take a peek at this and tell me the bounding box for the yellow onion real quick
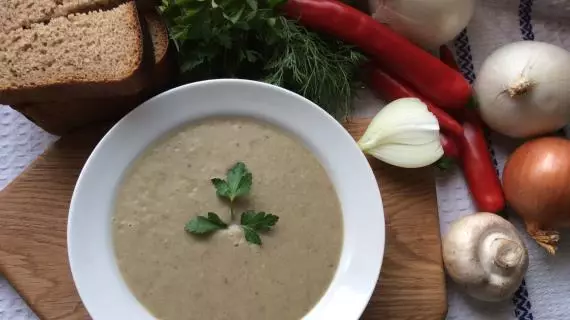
[502,137,570,254]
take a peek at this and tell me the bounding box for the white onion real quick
[475,41,570,138]
[368,0,475,49]
[358,98,443,168]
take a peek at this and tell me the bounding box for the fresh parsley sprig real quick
[211,161,252,219]
[240,211,279,245]
[185,162,279,245]
[159,0,366,118]
[185,212,227,234]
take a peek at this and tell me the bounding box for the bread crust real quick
[0,0,159,33]
[0,2,145,105]
[12,9,175,135]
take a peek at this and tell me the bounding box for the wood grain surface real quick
[345,119,447,320]
[0,119,446,320]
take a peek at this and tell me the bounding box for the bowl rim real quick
[67,79,385,320]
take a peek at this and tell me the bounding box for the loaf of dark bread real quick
[0,2,148,105]
[14,12,174,135]
[0,0,160,32]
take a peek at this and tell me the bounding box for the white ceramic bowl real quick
[68,79,385,320]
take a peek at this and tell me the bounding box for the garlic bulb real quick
[443,213,529,302]
[358,98,443,168]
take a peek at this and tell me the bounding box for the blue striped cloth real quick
[436,0,570,319]
[1,1,569,319]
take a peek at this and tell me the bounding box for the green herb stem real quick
[160,0,366,119]
[188,162,279,245]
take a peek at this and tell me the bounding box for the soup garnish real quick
[185,162,280,245]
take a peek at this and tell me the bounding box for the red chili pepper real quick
[440,133,460,159]
[366,67,464,138]
[440,45,479,110]
[460,114,505,213]
[281,0,472,110]
[437,46,506,213]
[439,45,460,70]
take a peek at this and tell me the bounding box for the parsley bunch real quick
[159,0,366,118]
[185,162,279,245]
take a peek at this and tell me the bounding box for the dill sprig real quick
[264,18,366,118]
[159,0,366,119]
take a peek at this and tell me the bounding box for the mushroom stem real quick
[507,77,533,97]
[490,238,524,270]
[442,212,529,302]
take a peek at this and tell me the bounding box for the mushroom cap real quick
[442,212,529,302]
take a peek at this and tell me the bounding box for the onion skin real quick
[369,0,475,49]
[475,41,570,138]
[502,137,570,254]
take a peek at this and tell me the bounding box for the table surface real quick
[2,1,570,319]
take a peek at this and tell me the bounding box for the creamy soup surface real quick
[113,117,343,320]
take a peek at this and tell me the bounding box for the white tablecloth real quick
[0,107,54,320]
[1,0,570,319]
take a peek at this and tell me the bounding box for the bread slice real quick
[136,0,162,11]
[143,12,173,88]
[0,0,160,33]
[14,12,174,135]
[0,2,145,105]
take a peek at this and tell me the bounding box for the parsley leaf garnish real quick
[211,162,252,202]
[240,211,279,245]
[242,227,262,245]
[185,162,279,246]
[185,212,228,235]
[241,211,279,231]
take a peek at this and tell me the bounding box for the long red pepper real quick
[282,0,472,110]
[439,45,458,70]
[366,67,461,159]
[366,67,464,138]
[439,46,506,213]
[440,133,460,159]
[460,114,505,213]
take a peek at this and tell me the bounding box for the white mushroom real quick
[442,212,529,302]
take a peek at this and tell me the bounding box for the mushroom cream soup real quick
[113,117,343,320]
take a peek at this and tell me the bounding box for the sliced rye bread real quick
[0,0,160,33]
[144,12,173,89]
[0,1,146,105]
[14,12,175,136]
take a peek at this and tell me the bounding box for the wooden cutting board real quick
[0,118,446,320]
